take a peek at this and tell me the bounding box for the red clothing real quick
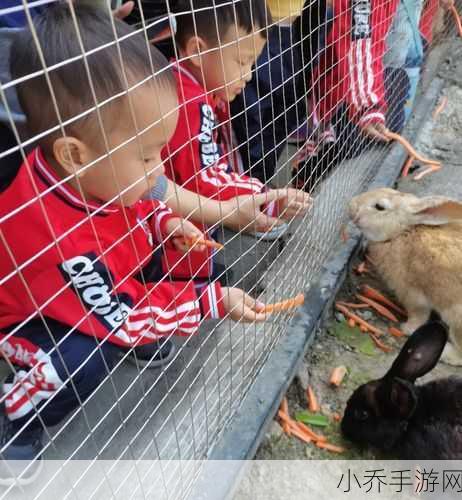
[163,63,279,217]
[0,148,225,347]
[315,0,400,127]
[420,0,438,44]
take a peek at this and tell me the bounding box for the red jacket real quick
[163,63,279,217]
[315,0,400,127]
[0,148,225,348]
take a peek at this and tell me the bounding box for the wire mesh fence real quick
[0,0,459,496]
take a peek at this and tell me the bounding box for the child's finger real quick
[240,304,267,322]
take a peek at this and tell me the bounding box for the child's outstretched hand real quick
[361,122,391,142]
[221,287,267,323]
[164,217,208,253]
[277,188,312,220]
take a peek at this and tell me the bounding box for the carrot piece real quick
[389,326,405,338]
[295,421,327,443]
[335,303,384,336]
[289,425,312,444]
[280,397,289,416]
[332,413,342,422]
[307,385,320,413]
[315,441,345,453]
[359,285,407,317]
[370,333,393,353]
[329,366,348,387]
[384,131,441,167]
[186,236,224,250]
[413,164,442,181]
[401,155,415,178]
[433,96,448,120]
[451,5,462,38]
[356,293,399,323]
[360,325,368,333]
[262,293,304,314]
[278,409,292,425]
[347,318,356,328]
[336,301,370,309]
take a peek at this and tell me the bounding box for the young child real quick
[163,0,311,240]
[0,4,267,483]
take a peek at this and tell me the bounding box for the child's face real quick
[199,26,266,102]
[79,84,178,207]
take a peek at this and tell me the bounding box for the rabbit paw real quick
[441,343,462,366]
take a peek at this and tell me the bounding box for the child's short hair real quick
[174,0,271,48]
[10,2,176,149]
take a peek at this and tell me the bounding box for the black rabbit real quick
[341,321,462,459]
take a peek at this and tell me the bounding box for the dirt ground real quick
[255,38,462,460]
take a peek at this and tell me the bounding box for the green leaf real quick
[358,335,377,356]
[295,411,329,427]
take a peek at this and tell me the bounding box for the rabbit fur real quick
[349,187,462,365]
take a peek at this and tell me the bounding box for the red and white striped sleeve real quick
[338,0,399,126]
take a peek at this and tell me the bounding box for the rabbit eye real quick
[374,203,386,211]
[354,409,369,421]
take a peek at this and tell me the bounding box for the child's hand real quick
[277,188,312,220]
[361,123,391,142]
[164,217,207,253]
[221,287,267,322]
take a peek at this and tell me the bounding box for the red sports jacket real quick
[163,63,279,217]
[314,0,400,127]
[0,148,225,348]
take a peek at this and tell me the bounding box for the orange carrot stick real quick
[389,326,405,338]
[360,285,407,317]
[289,425,312,444]
[413,164,442,181]
[360,325,368,333]
[335,303,384,336]
[370,333,393,353]
[262,293,304,313]
[295,421,327,443]
[433,96,448,120]
[347,318,356,328]
[384,131,441,166]
[280,397,289,416]
[356,293,399,323]
[329,366,348,387]
[277,410,293,436]
[332,413,342,422]
[307,385,320,413]
[315,441,345,453]
[401,155,415,178]
[451,5,462,38]
[186,236,224,250]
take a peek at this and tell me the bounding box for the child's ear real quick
[183,35,209,68]
[53,137,89,177]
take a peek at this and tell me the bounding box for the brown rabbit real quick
[349,188,462,365]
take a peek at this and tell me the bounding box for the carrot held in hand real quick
[384,131,440,167]
[186,236,224,250]
[262,293,304,313]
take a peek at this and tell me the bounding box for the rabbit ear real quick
[385,321,448,382]
[410,197,462,226]
[378,378,418,419]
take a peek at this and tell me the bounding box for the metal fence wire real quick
[0,0,458,496]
